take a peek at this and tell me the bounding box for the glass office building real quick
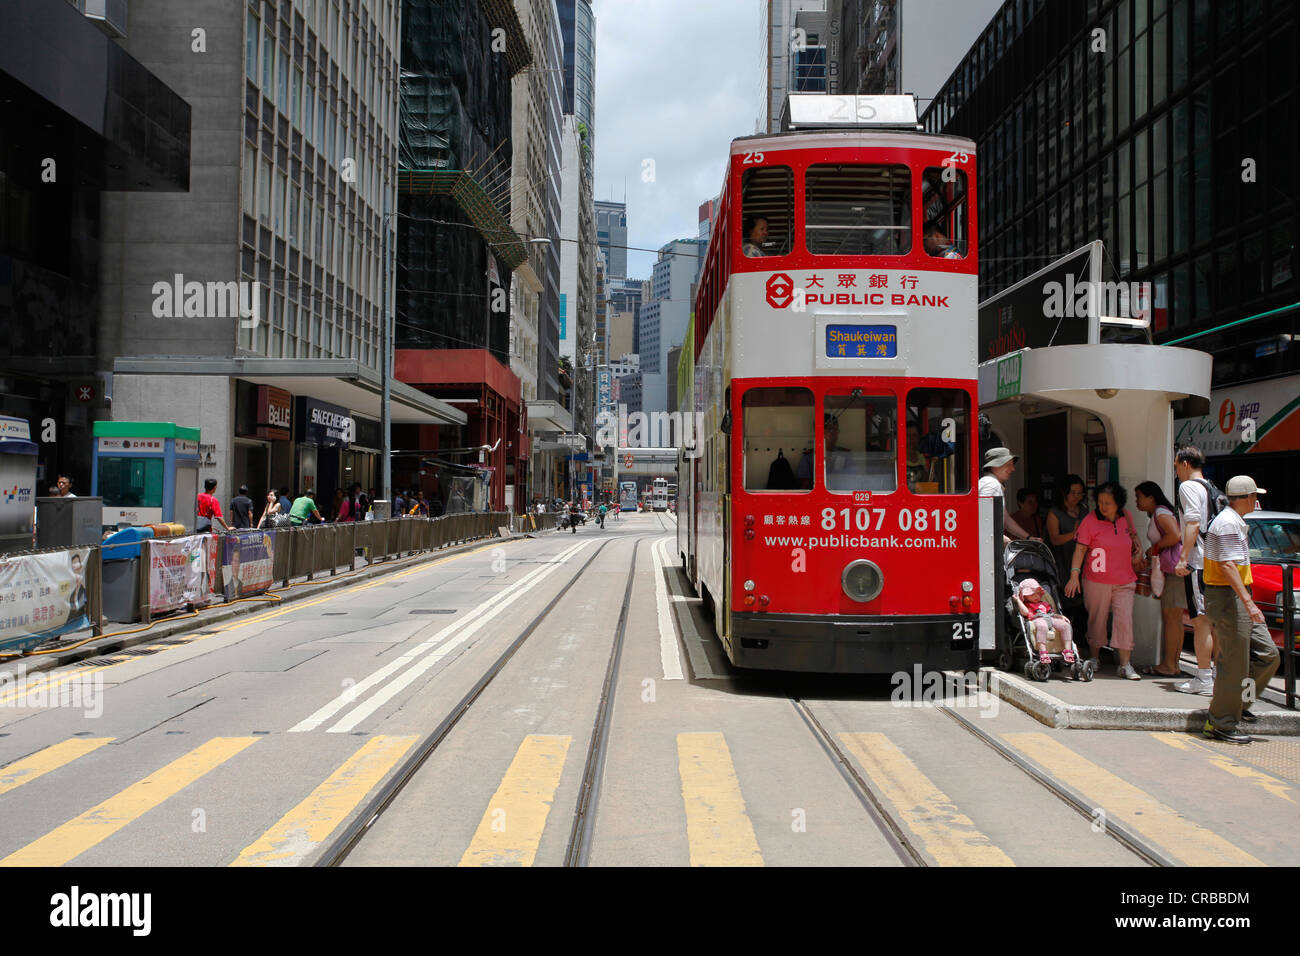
[925,0,1299,506]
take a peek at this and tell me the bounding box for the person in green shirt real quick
[289,491,323,526]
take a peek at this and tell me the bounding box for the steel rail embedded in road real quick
[316,537,613,866]
[936,703,1171,867]
[791,698,927,867]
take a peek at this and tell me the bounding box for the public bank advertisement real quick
[1173,375,1300,456]
[148,534,218,613]
[221,531,274,601]
[0,547,91,652]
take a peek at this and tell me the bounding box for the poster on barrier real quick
[149,535,218,613]
[222,531,274,601]
[0,547,91,652]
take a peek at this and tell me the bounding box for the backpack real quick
[1185,477,1228,540]
[766,449,798,490]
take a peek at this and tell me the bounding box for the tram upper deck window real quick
[805,165,911,256]
[921,167,969,259]
[741,166,794,257]
[742,386,813,492]
[905,388,971,494]
[823,393,898,493]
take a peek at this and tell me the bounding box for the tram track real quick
[317,524,652,867]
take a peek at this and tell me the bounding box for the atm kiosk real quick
[91,422,201,530]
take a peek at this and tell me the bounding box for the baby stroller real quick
[999,539,1094,682]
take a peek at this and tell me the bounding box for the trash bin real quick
[101,527,154,623]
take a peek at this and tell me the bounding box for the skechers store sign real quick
[297,398,353,447]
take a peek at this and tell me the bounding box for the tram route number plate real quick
[825,324,897,358]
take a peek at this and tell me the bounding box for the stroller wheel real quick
[1022,661,1036,680]
[1081,659,1097,682]
[1031,660,1052,682]
[997,652,1012,672]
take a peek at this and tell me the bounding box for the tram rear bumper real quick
[730,612,978,674]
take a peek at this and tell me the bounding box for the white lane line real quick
[288,540,590,733]
[323,540,594,734]
[657,538,719,680]
[653,535,685,681]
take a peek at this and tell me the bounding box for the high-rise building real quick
[595,200,628,278]
[638,238,706,425]
[837,0,899,94]
[925,0,1300,509]
[760,0,833,133]
[557,0,596,156]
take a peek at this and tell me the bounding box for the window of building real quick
[277,45,288,115]
[263,27,274,92]
[242,144,256,216]
[741,387,812,492]
[824,393,897,493]
[274,169,285,235]
[247,10,259,85]
[921,167,969,258]
[805,164,910,256]
[259,156,272,225]
[740,165,792,258]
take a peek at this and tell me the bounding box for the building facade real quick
[638,238,705,427]
[595,199,628,279]
[760,0,833,133]
[925,0,1300,510]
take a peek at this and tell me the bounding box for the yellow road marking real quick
[0,738,114,796]
[458,735,572,867]
[1004,732,1264,866]
[0,736,258,867]
[1153,734,1293,803]
[838,732,1014,866]
[232,735,418,866]
[0,667,112,707]
[676,732,763,867]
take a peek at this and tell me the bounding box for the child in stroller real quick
[1012,578,1075,665]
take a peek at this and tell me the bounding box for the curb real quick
[986,668,1300,734]
[0,531,541,680]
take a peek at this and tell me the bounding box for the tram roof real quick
[730,128,976,157]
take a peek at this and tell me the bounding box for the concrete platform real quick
[986,657,1300,734]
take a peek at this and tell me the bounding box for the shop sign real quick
[978,247,1092,361]
[1174,375,1300,456]
[0,417,31,441]
[98,438,163,452]
[996,351,1024,400]
[176,440,199,457]
[257,386,292,440]
[299,398,353,447]
[352,415,381,451]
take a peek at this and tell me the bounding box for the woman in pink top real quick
[1063,482,1146,679]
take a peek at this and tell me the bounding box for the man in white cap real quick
[979,447,1034,542]
[1200,475,1279,744]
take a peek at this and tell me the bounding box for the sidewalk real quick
[987,654,1300,734]
[0,533,526,683]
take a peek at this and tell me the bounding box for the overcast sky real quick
[591,0,1004,279]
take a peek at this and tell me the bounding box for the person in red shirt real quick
[196,478,231,533]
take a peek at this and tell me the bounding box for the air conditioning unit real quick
[83,0,128,38]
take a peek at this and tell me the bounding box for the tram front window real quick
[921,167,969,259]
[906,388,971,494]
[741,166,793,257]
[823,394,898,493]
[742,387,813,491]
[805,164,911,256]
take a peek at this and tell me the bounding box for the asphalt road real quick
[0,511,1297,867]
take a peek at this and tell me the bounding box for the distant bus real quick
[651,478,669,511]
[619,481,638,512]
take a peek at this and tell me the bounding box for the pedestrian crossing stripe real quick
[838,732,1014,867]
[459,735,572,867]
[0,737,259,868]
[233,735,418,866]
[1004,732,1264,866]
[677,732,764,867]
[0,738,114,797]
[1152,734,1294,803]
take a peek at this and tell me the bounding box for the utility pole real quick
[381,190,394,512]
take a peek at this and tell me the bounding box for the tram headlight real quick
[841,559,883,603]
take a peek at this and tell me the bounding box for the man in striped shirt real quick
[1201,475,1279,744]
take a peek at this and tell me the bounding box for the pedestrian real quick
[978,447,1034,542]
[331,488,345,521]
[56,475,77,498]
[1134,480,1184,677]
[289,490,323,526]
[392,488,405,517]
[598,500,607,529]
[568,498,580,533]
[1046,474,1088,635]
[1199,476,1279,743]
[230,484,254,529]
[1009,488,1045,538]
[1172,445,1220,695]
[1064,481,1145,679]
[279,487,293,513]
[196,478,231,532]
[256,490,282,529]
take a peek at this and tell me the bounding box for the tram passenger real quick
[743,216,769,257]
[923,224,962,259]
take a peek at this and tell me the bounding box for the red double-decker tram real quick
[679,95,980,673]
